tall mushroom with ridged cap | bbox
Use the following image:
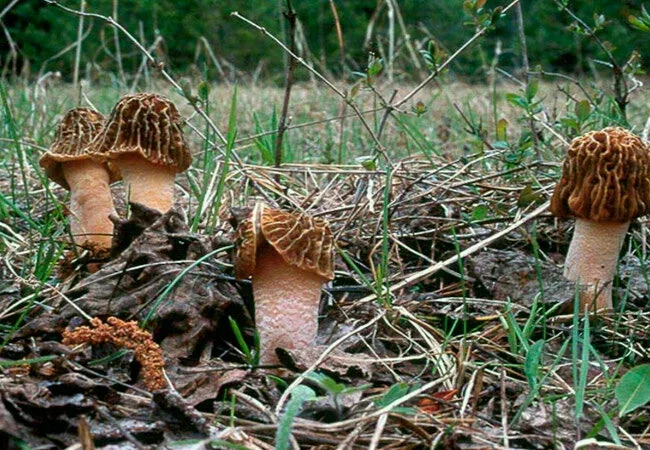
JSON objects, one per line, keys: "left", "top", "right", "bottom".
{"left": 92, "top": 93, "right": 191, "bottom": 212}
{"left": 39, "top": 107, "right": 119, "bottom": 252}
{"left": 233, "top": 203, "right": 335, "bottom": 365}
{"left": 550, "top": 127, "right": 650, "bottom": 311}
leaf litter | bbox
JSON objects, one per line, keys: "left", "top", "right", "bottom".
{"left": 1, "top": 153, "right": 650, "bottom": 449}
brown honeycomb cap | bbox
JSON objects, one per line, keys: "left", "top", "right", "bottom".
{"left": 92, "top": 93, "right": 192, "bottom": 172}
{"left": 234, "top": 203, "right": 335, "bottom": 280}
{"left": 39, "top": 107, "right": 119, "bottom": 189}
{"left": 550, "top": 127, "right": 650, "bottom": 223}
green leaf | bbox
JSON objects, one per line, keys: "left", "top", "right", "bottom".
{"left": 628, "top": 16, "right": 650, "bottom": 32}
{"left": 505, "top": 93, "right": 528, "bottom": 109}
{"left": 471, "top": 204, "right": 488, "bottom": 222}
{"left": 306, "top": 372, "right": 345, "bottom": 394}
{"left": 209, "top": 85, "right": 238, "bottom": 232}
{"left": 559, "top": 117, "right": 579, "bottom": 132}
{"left": 373, "top": 382, "right": 417, "bottom": 415}
{"left": 524, "top": 340, "right": 544, "bottom": 391}
{"left": 340, "top": 383, "right": 372, "bottom": 396}
{"left": 349, "top": 81, "right": 362, "bottom": 99}
{"left": 368, "top": 58, "right": 383, "bottom": 77}
{"left": 615, "top": 364, "right": 650, "bottom": 417}
{"left": 356, "top": 155, "right": 377, "bottom": 171}
{"left": 276, "top": 386, "right": 316, "bottom": 450}
{"left": 517, "top": 185, "right": 543, "bottom": 207}
{"left": 496, "top": 118, "right": 508, "bottom": 141}
{"left": 0, "top": 355, "right": 58, "bottom": 368}
{"left": 525, "top": 80, "right": 538, "bottom": 101}
{"left": 374, "top": 382, "right": 411, "bottom": 408}
{"left": 574, "top": 100, "right": 591, "bottom": 121}
{"left": 197, "top": 81, "right": 210, "bottom": 101}
{"left": 228, "top": 316, "right": 256, "bottom": 365}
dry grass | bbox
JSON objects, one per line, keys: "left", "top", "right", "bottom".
{"left": 1, "top": 77, "right": 650, "bottom": 448}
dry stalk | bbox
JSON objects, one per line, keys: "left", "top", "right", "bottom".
{"left": 111, "top": 0, "right": 126, "bottom": 86}
{"left": 275, "top": 0, "right": 297, "bottom": 170}
{"left": 515, "top": 3, "right": 541, "bottom": 161}
{"left": 72, "top": 0, "right": 85, "bottom": 92}
{"left": 230, "top": 11, "right": 393, "bottom": 167}
{"left": 356, "top": 200, "right": 550, "bottom": 305}
{"left": 553, "top": 0, "right": 629, "bottom": 116}
{"left": 394, "top": 0, "right": 522, "bottom": 108}
{"left": 0, "top": 0, "right": 20, "bottom": 20}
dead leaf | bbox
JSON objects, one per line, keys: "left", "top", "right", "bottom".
{"left": 277, "top": 345, "right": 373, "bottom": 380}
{"left": 418, "top": 388, "right": 458, "bottom": 414}
{"left": 20, "top": 203, "right": 250, "bottom": 361}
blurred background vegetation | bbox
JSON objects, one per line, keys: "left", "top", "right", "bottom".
{"left": 2, "top": 0, "right": 649, "bottom": 83}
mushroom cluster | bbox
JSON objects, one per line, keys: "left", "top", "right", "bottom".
{"left": 39, "top": 108, "right": 119, "bottom": 252}
{"left": 550, "top": 127, "right": 650, "bottom": 312}
{"left": 41, "top": 94, "right": 191, "bottom": 258}
{"left": 234, "top": 203, "right": 335, "bottom": 365}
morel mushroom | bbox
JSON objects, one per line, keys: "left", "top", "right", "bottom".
{"left": 40, "top": 107, "right": 119, "bottom": 252}
{"left": 550, "top": 127, "right": 650, "bottom": 311}
{"left": 234, "top": 203, "right": 335, "bottom": 365}
{"left": 92, "top": 93, "right": 191, "bottom": 212}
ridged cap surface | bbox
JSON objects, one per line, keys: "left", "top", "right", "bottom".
{"left": 234, "top": 203, "right": 335, "bottom": 280}
{"left": 39, "top": 108, "right": 119, "bottom": 189}
{"left": 550, "top": 127, "right": 650, "bottom": 222}
{"left": 92, "top": 93, "right": 191, "bottom": 172}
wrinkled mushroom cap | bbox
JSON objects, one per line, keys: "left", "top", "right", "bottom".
{"left": 39, "top": 107, "right": 119, "bottom": 189}
{"left": 92, "top": 93, "right": 192, "bottom": 172}
{"left": 234, "top": 203, "right": 335, "bottom": 280}
{"left": 550, "top": 127, "right": 650, "bottom": 222}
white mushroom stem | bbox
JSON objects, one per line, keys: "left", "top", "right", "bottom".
{"left": 115, "top": 154, "right": 176, "bottom": 213}
{"left": 63, "top": 160, "right": 116, "bottom": 251}
{"left": 253, "top": 244, "right": 326, "bottom": 365}
{"left": 564, "top": 219, "right": 630, "bottom": 311}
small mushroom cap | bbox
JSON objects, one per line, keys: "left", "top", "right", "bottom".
{"left": 234, "top": 203, "right": 335, "bottom": 280}
{"left": 550, "top": 127, "right": 650, "bottom": 222}
{"left": 92, "top": 93, "right": 192, "bottom": 172}
{"left": 39, "top": 107, "right": 119, "bottom": 189}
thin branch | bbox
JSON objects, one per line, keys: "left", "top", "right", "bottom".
{"left": 44, "top": 0, "right": 231, "bottom": 150}
{"left": 356, "top": 200, "right": 550, "bottom": 304}
{"left": 112, "top": 0, "right": 126, "bottom": 86}
{"left": 554, "top": 0, "right": 629, "bottom": 116}
{"left": 38, "top": 17, "right": 93, "bottom": 81}
{"left": 394, "top": 0, "right": 521, "bottom": 108}
{"left": 642, "top": 116, "right": 650, "bottom": 143}
{"left": 275, "top": 0, "right": 297, "bottom": 169}
{"left": 328, "top": 0, "right": 346, "bottom": 78}
{"left": 515, "top": 2, "right": 540, "bottom": 160}
{"left": 230, "top": 11, "right": 392, "bottom": 167}
{"left": 72, "top": 0, "right": 85, "bottom": 91}
{"left": 0, "top": 0, "right": 20, "bottom": 21}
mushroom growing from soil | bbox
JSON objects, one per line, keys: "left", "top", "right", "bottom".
{"left": 233, "top": 203, "right": 335, "bottom": 365}
{"left": 92, "top": 93, "right": 191, "bottom": 212}
{"left": 550, "top": 127, "right": 650, "bottom": 312}
{"left": 39, "top": 107, "right": 119, "bottom": 252}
